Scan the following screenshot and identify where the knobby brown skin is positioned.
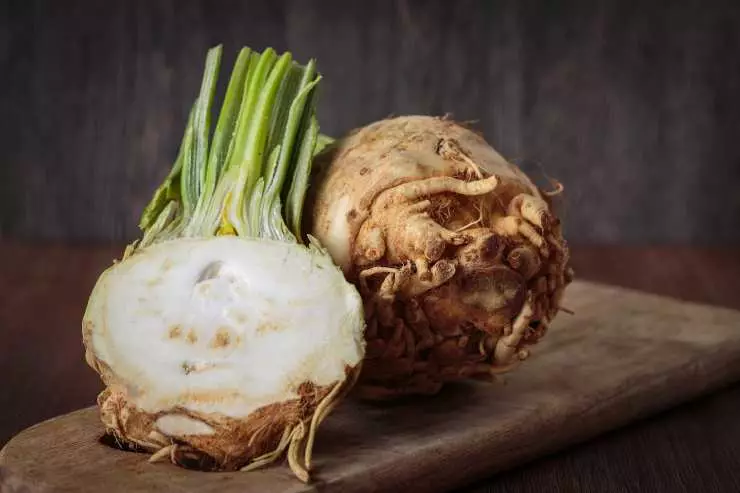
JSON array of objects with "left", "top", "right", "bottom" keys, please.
[
  {"left": 84, "top": 319, "right": 359, "bottom": 480},
  {"left": 307, "top": 115, "right": 573, "bottom": 400},
  {"left": 96, "top": 384, "right": 329, "bottom": 471}
]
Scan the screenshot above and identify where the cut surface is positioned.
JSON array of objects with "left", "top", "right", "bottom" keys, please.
[{"left": 83, "top": 236, "right": 365, "bottom": 421}]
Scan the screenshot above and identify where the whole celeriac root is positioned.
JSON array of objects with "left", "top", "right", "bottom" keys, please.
[{"left": 308, "top": 115, "right": 574, "bottom": 399}]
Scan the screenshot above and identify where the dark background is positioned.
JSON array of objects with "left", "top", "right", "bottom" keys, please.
[
  {"left": 1, "top": 0, "right": 739, "bottom": 245},
  {"left": 2, "top": 1, "right": 740, "bottom": 492}
]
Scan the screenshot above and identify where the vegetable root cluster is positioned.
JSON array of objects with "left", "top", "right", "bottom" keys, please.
[{"left": 308, "top": 115, "right": 573, "bottom": 399}]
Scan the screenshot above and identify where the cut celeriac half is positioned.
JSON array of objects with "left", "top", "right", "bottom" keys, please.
[{"left": 81, "top": 45, "right": 365, "bottom": 482}]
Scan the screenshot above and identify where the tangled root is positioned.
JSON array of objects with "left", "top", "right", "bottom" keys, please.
[
  {"left": 97, "top": 365, "right": 361, "bottom": 483},
  {"left": 307, "top": 114, "right": 573, "bottom": 399},
  {"left": 351, "top": 150, "right": 571, "bottom": 398}
]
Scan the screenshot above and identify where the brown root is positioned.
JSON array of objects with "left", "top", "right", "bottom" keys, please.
[
  {"left": 404, "top": 299, "right": 435, "bottom": 351},
  {"left": 389, "top": 175, "right": 499, "bottom": 201},
  {"left": 507, "top": 246, "right": 542, "bottom": 280},
  {"left": 437, "top": 138, "right": 484, "bottom": 179},
  {"left": 95, "top": 363, "right": 359, "bottom": 483},
  {"left": 414, "top": 257, "right": 432, "bottom": 281},
  {"left": 307, "top": 115, "right": 574, "bottom": 399},
  {"left": 304, "top": 362, "right": 362, "bottom": 470},
  {"left": 287, "top": 422, "right": 309, "bottom": 482},
  {"left": 148, "top": 444, "right": 176, "bottom": 463},
  {"left": 358, "top": 266, "right": 398, "bottom": 296},
  {"left": 402, "top": 259, "right": 457, "bottom": 297},
  {"left": 456, "top": 229, "right": 504, "bottom": 274},
  {"left": 493, "top": 216, "right": 545, "bottom": 250},
  {"left": 240, "top": 426, "right": 292, "bottom": 472},
  {"left": 508, "top": 193, "right": 550, "bottom": 229},
  {"left": 493, "top": 299, "right": 534, "bottom": 366},
  {"left": 542, "top": 180, "right": 565, "bottom": 197}
]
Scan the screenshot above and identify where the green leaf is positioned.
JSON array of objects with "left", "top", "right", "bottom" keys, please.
[
  {"left": 286, "top": 114, "right": 320, "bottom": 240},
  {"left": 265, "top": 61, "right": 319, "bottom": 201},
  {"left": 138, "top": 109, "right": 193, "bottom": 232},
  {"left": 316, "top": 133, "right": 335, "bottom": 153},
  {"left": 181, "top": 46, "right": 221, "bottom": 218},
  {"left": 259, "top": 65, "right": 320, "bottom": 241},
  {"left": 264, "top": 64, "right": 304, "bottom": 180},
  {"left": 203, "top": 47, "right": 251, "bottom": 200},
  {"left": 242, "top": 52, "right": 293, "bottom": 198},
  {"left": 136, "top": 45, "right": 325, "bottom": 248}
]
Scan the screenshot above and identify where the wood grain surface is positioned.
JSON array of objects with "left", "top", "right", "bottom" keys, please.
[
  {"left": 2, "top": 244, "right": 740, "bottom": 492},
  {"left": 3, "top": 279, "right": 740, "bottom": 493}
]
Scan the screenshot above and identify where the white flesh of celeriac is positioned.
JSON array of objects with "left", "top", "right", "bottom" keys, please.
[{"left": 83, "top": 236, "right": 365, "bottom": 436}]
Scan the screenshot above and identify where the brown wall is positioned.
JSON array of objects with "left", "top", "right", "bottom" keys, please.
[{"left": 2, "top": 0, "right": 739, "bottom": 244}]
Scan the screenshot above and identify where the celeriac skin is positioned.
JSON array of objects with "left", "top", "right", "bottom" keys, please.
[{"left": 307, "top": 115, "right": 573, "bottom": 399}]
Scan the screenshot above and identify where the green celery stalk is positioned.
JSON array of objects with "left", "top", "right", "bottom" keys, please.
[{"left": 135, "top": 44, "right": 324, "bottom": 250}]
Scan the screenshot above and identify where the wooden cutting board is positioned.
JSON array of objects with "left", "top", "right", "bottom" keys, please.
[{"left": 3, "top": 280, "right": 740, "bottom": 493}]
